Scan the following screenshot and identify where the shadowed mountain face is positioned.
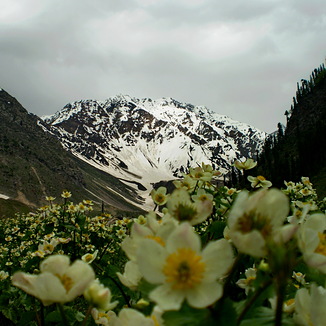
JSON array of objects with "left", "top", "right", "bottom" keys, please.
[
  {"left": 0, "top": 89, "right": 145, "bottom": 214},
  {"left": 41, "top": 95, "right": 266, "bottom": 194}
]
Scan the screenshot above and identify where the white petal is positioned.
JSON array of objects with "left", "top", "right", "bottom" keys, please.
[
  {"left": 202, "top": 239, "right": 234, "bottom": 281},
  {"left": 186, "top": 282, "right": 223, "bottom": 308},
  {"left": 137, "top": 239, "right": 167, "bottom": 284},
  {"left": 65, "top": 260, "right": 95, "bottom": 300},
  {"left": 117, "top": 261, "right": 142, "bottom": 290},
  {"left": 304, "top": 214, "right": 326, "bottom": 232},
  {"left": 230, "top": 230, "right": 266, "bottom": 257},
  {"left": 166, "top": 222, "right": 201, "bottom": 253},
  {"left": 255, "top": 189, "right": 289, "bottom": 226},
  {"left": 40, "top": 255, "right": 70, "bottom": 276},
  {"left": 228, "top": 191, "right": 249, "bottom": 229},
  {"left": 310, "top": 284, "right": 326, "bottom": 326},
  {"left": 149, "top": 284, "right": 184, "bottom": 310},
  {"left": 118, "top": 308, "right": 154, "bottom": 326}
]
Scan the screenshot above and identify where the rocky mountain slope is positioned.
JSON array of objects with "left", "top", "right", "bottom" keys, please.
[
  {"left": 41, "top": 95, "right": 266, "bottom": 204},
  {"left": 0, "top": 89, "right": 144, "bottom": 214}
]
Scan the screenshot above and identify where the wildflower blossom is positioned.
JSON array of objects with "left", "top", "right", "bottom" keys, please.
[
  {"left": 236, "top": 267, "right": 257, "bottom": 294},
  {"left": 0, "top": 270, "right": 9, "bottom": 281},
  {"left": 227, "top": 188, "right": 295, "bottom": 257},
  {"left": 12, "top": 255, "right": 95, "bottom": 306},
  {"left": 151, "top": 187, "right": 169, "bottom": 206},
  {"left": 189, "top": 166, "right": 212, "bottom": 182},
  {"left": 137, "top": 222, "right": 234, "bottom": 310},
  {"left": 91, "top": 308, "right": 117, "bottom": 325},
  {"left": 173, "top": 175, "right": 197, "bottom": 192},
  {"left": 61, "top": 190, "right": 72, "bottom": 198},
  {"left": 118, "top": 214, "right": 177, "bottom": 289},
  {"left": 167, "top": 189, "right": 213, "bottom": 225},
  {"left": 234, "top": 158, "right": 257, "bottom": 171},
  {"left": 297, "top": 213, "right": 326, "bottom": 273},
  {"left": 293, "top": 283, "right": 326, "bottom": 326},
  {"left": 82, "top": 250, "right": 98, "bottom": 264},
  {"left": 112, "top": 308, "right": 160, "bottom": 326},
  {"left": 247, "top": 175, "right": 272, "bottom": 188},
  {"left": 84, "top": 279, "right": 118, "bottom": 311}
]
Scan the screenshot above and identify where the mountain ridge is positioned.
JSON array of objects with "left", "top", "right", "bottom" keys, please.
[{"left": 41, "top": 95, "right": 266, "bottom": 203}]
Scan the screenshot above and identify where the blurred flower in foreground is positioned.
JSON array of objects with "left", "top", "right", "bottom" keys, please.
[
  {"left": 137, "top": 222, "right": 234, "bottom": 310},
  {"left": 12, "top": 255, "right": 95, "bottom": 306},
  {"left": 297, "top": 213, "right": 326, "bottom": 273},
  {"left": 112, "top": 308, "right": 159, "bottom": 326},
  {"left": 293, "top": 283, "right": 326, "bottom": 326},
  {"left": 91, "top": 308, "right": 117, "bottom": 325},
  {"left": 84, "top": 279, "right": 118, "bottom": 311},
  {"left": 227, "top": 188, "right": 295, "bottom": 257}
]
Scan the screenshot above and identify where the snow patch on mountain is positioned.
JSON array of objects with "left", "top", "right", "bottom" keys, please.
[{"left": 41, "top": 95, "right": 266, "bottom": 200}]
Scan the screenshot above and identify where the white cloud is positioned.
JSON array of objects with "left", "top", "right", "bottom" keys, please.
[{"left": 0, "top": 0, "right": 325, "bottom": 133}]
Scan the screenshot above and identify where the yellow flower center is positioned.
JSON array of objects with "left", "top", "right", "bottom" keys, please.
[
  {"left": 315, "top": 232, "right": 326, "bottom": 256},
  {"left": 98, "top": 312, "right": 111, "bottom": 321},
  {"left": 257, "top": 176, "right": 266, "bottom": 181},
  {"left": 56, "top": 274, "right": 73, "bottom": 292},
  {"left": 154, "top": 194, "right": 166, "bottom": 204},
  {"left": 146, "top": 235, "right": 166, "bottom": 246},
  {"left": 172, "top": 203, "right": 197, "bottom": 222},
  {"left": 285, "top": 298, "right": 295, "bottom": 306},
  {"left": 237, "top": 211, "right": 272, "bottom": 237},
  {"left": 163, "top": 248, "right": 206, "bottom": 290},
  {"left": 151, "top": 315, "right": 160, "bottom": 326},
  {"left": 43, "top": 244, "right": 54, "bottom": 252},
  {"left": 84, "top": 254, "right": 94, "bottom": 262}
]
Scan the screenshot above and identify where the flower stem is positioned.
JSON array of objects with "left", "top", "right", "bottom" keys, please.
[
  {"left": 81, "top": 305, "right": 93, "bottom": 326},
  {"left": 237, "top": 279, "right": 273, "bottom": 325},
  {"left": 57, "top": 303, "right": 69, "bottom": 326}
]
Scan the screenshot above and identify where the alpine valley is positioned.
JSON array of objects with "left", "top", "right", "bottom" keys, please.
[{"left": 0, "top": 90, "right": 266, "bottom": 214}]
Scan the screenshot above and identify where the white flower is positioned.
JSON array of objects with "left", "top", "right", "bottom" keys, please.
[
  {"left": 247, "top": 175, "right": 272, "bottom": 188},
  {"left": 91, "top": 308, "right": 117, "bottom": 326},
  {"left": 84, "top": 279, "right": 118, "bottom": 311},
  {"left": 82, "top": 250, "right": 99, "bottom": 264},
  {"left": 294, "top": 284, "right": 326, "bottom": 326},
  {"left": 112, "top": 308, "right": 156, "bottom": 326},
  {"left": 151, "top": 187, "right": 169, "bottom": 206},
  {"left": 12, "top": 255, "right": 95, "bottom": 306},
  {"left": 236, "top": 267, "right": 257, "bottom": 294},
  {"left": 137, "top": 222, "right": 234, "bottom": 310},
  {"left": 297, "top": 213, "right": 326, "bottom": 273},
  {"left": 269, "top": 296, "right": 295, "bottom": 313},
  {"left": 119, "top": 214, "right": 177, "bottom": 289},
  {"left": 167, "top": 189, "right": 213, "bottom": 225},
  {"left": 227, "top": 189, "right": 294, "bottom": 257},
  {"left": 234, "top": 158, "right": 257, "bottom": 171},
  {"left": 0, "top": 270, "right": 9, "bottom": 281},
  {"left": 117, "top": 261, "right": 142, "bottom": 290}
]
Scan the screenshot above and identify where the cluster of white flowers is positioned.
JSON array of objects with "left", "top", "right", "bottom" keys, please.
[{"left": 1, "top": 162, "right": 326, "bottom": 326}]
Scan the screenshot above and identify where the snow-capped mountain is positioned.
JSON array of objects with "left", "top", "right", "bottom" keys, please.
[{"left": 41, "top": 95, "right": 266, "bottom": 204}]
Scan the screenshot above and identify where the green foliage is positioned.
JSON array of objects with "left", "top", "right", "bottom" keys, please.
[{"left": 0, "top": 162, "right": 325, "bottom": 325}]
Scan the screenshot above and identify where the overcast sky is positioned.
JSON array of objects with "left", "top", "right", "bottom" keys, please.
[{"left": 1, "top": 0, "right": 325, "bottom": 133}]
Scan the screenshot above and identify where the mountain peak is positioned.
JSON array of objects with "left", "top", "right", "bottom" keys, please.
[{"left": 41, "top": 95, "right": 266, "bottom": 205}]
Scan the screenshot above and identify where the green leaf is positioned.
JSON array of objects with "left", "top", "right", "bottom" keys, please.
[
  {"left": 45, "top": 310, "right": 62, "bottom": 323},
  {"left": 239, "top": 307, "right": 295, "bottom": 326},
  {"left": 163, "top": 303, "right": 215, "bottom": 326},
  {"left": 213, "top": 298, "right": 237, "bottom": 326}
]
